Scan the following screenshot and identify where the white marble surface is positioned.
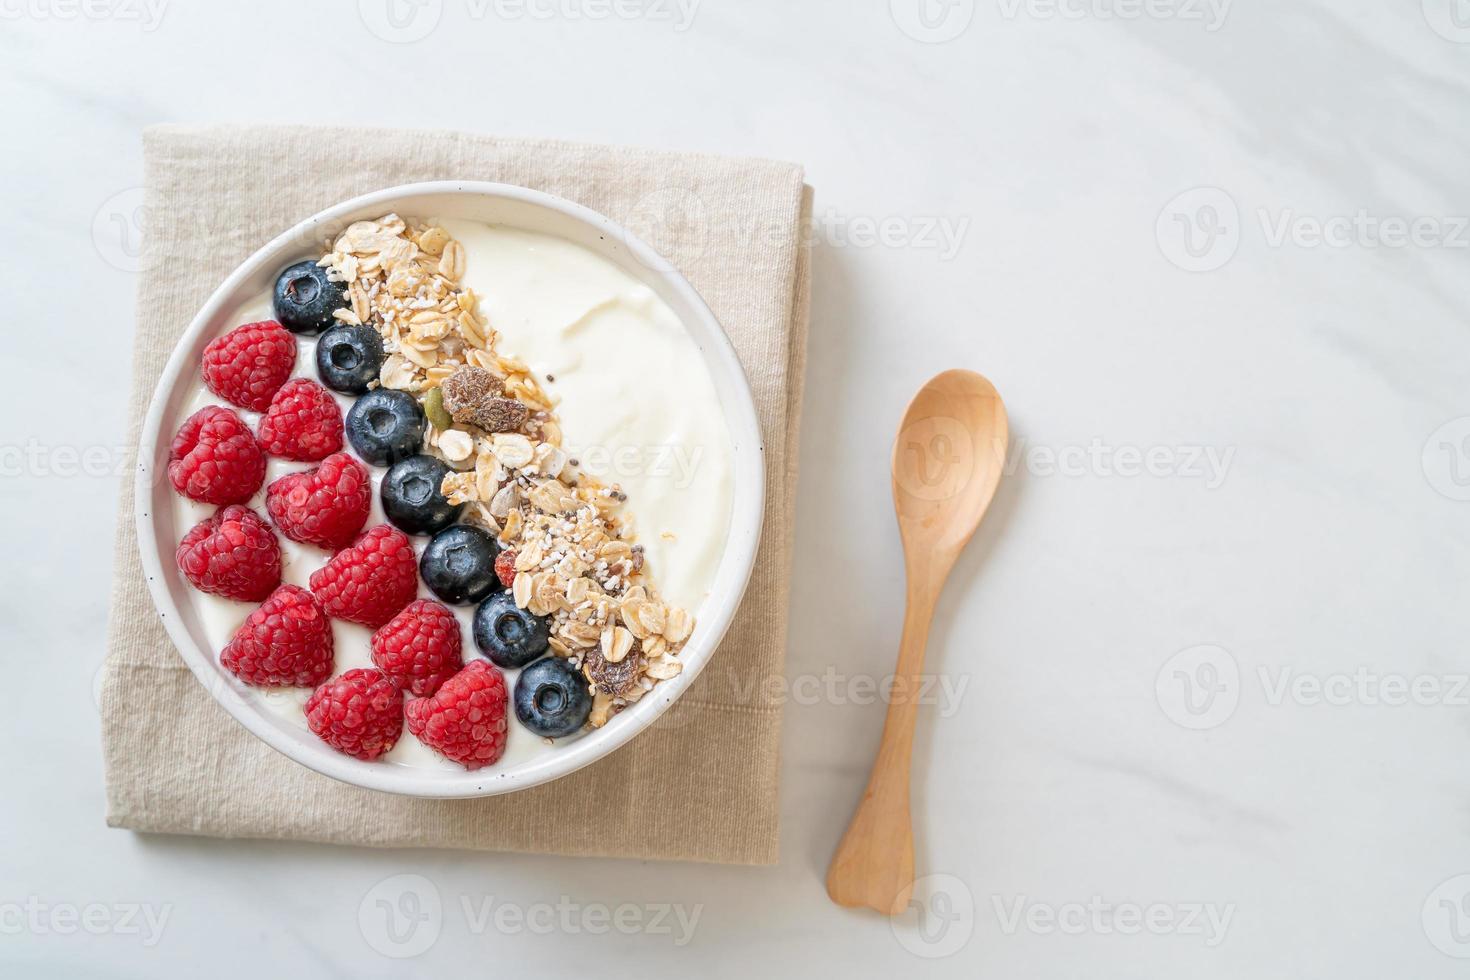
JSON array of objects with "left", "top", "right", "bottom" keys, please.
[{"left": 3, "top": 0, "right": 1469, "bottom": 975}]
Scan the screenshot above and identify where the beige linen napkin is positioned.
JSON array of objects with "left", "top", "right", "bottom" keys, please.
[{"left": 100, "top": 124, "right": 809, "bottom": 865}]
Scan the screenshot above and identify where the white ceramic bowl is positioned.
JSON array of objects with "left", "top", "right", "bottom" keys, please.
[{"left": 134, "top": 182, "right": 764, "bottom": 798}]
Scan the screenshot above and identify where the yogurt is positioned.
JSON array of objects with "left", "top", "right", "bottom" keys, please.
[{"left": 172, "top": 222, "right": 734, "bottom": 771}]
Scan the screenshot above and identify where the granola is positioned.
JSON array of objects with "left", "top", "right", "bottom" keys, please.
[{"left": 319, "top": 215, "right": 693, "bottom": 727}]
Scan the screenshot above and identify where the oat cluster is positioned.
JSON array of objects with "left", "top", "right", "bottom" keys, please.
[{"left": 320, "top": 215, "right": 693, "bottom": 727}]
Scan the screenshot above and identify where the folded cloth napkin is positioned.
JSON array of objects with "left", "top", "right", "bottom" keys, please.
[{"left": 100, "top": 124, "right": 810, "bottom": 865}]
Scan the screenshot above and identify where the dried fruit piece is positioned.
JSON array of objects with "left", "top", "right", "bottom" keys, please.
[
  {"left": 469, "top": 397, "right": 529, "bottom": 434},
  {"left": 583, "top": 646, "right": 641, "bottom": 697},
  {"left": 440, "top": 365, "right": 502, "bottom": 421}
]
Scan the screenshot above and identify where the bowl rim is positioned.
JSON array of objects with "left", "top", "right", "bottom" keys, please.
[{"left": 133, "top": 180, "right": 765, "bottom": 798}]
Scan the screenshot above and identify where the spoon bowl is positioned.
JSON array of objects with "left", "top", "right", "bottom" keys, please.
[{"left": 892, "top": 369, "right": 1009, "bottom": 562}]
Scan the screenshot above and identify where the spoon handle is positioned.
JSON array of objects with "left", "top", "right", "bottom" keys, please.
[{"left": 826, "top": 582, "right": 941, "bottom": 915}]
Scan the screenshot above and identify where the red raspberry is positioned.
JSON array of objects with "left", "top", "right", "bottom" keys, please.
[
  {"left": 256, "top": 378, "right": 344, "bottom": 461},
  {"left": 168, "top": 405, "right": 267, "bottom": 505},
  {"left": 308, "top": 524, "right": 418, "bottom": 628},
  {"left": 266, "top": 452, "right": 371, "bottom": 550},
  {"left": 403, "top": 660, "right": 509, "bottom": 770},
  {"left": 220, "top": 584, "right": 334, "bottom": 687},
  {"left": 304, "top": 667, "right": 403, "bottom": 761},
  {"left": 494, "top": 549, "right": 517, "bottom": 589},
  {"left": 176, "top": 505, "right": 281, "bottom": 601},
  {"left": 201, "top": 320, "right": 297, "bottom": 413},
  {"left": 371, "top": 599, "right": 464, "bottom": 697}
]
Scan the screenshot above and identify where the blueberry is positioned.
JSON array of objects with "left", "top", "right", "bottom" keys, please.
[
  {"left": 514, "top": 656, "right": 592, "bottom": 738},
  {"left": 316, "top": 324, "right": 384, "bottom": 394},
  {"left": 381, "top": 455, "right": 462, "bottom": 535},
  {"left": 473, "top": 591, "right": 549, "bottom": 668},
  {"left": 273, "top": 260, "right": 347, "bottom": 335},
  {"left": 420, "top": 524, "right": 500, "bottom": 605},
  {"left": 346, "top": 389, "right": 425, "bottom": 466}
]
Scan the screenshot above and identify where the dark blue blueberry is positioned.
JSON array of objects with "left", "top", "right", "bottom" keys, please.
[
  {"left": 514, "top": 656, "right": 591, "bottom": 738},
  {"left": 315, "top": 324, "right": 384, "bottom": 394},
  {"left": 273, "top": 260, "right": 347, "bottom": 335},
  {"left": 473, "top": 591, "right": 549, "bottom": 669},
  {"left": 420, "top": 524, "right": 500, "bottom": 605},
  {"left": 346, "top": 389, "right": 425, "bottom": 466},
  {"left": 381, "top": 455, "right": 462, "bottom": 535}
]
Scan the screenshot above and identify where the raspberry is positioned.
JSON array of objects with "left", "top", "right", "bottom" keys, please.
[
  {"left": 266, "top": 452, "right": 371, "bottom": 550},
  {"left": 201, "top": 320, "right": 297, "bottom": 413},
  {"left": 176, "top": 505, "right": 281, "bottom": 601},
  {"left": 304, "top": 667, "right": 403, "bottom": 761},
  {"left": 494, "top": 549, "right": 517, "bottom": 589},
  {"left": 256, "top": 378, "right": 344, "bottom": 461},
  {"left": 308, "top": 524, "right": 418, "bottom": 628},
  {"left": 371, "top": 598, "right": 464, "bottom": 696},
  {"left": 220, "top": 584, "right": 333, "bottom": 687},
  {"left": 403, "top": 660, "right": 509, "bottom": 770},
  {"left": 168, "top": 405, "right": 267, "bottom": 505}
]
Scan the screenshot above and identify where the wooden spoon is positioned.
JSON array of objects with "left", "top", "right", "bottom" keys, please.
[{"left": 826, "top": 369, "right": 1009, "bottom": 915}]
